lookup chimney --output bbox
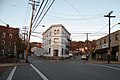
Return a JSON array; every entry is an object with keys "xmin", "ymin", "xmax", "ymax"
[{"xmin": 7, "ymin": 24, "xmax": 9, "ymax": 27}]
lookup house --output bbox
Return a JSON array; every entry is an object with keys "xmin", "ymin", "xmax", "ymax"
[
  {"xmin": 31, "ymin": 47, "xmax": 43, "ymax": 56},
  {"xmin": 95, "ymin": 30, "xmax": 120, "ymax": 63},
  {"xmin": 0, "ymin": 25, "xmax": 19, "ymax": 58},
  {"xmin": 30, "ymin": 42, "xmax": 43, "ymax": 56},
  {"xmin": 42, "ymin": 24, "xmax": 71, "ymax": 59}
]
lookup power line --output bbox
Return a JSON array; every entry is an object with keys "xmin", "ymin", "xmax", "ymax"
[
  {"xmin": 47, "ymin": 14, "xmax": 102, "ymax": 20},
  {"xmin": 0, "ymin": 19, "xmax": 8, "ymax": 25},
  {"xmin": 33, "ymin": 0, "xmax": 55, "ymax": 30},
  {"xmin": 95, "ymin": 24, "xmax": 109, "ymax": 34},
  {"xmin": 32, "ymin": 0, "xmax": 45, "ymax": 25},
  {"xmin": 22, "ymin": 0, "xmax": 30, "ymax": 26},
  {"xmin": 64, "ymin": 0, "xmax": 98, "ymax": 30},
  {"xmin": 32, "ymin": 0, "xmax": 55, "ymax": 32},
  {"xmin": 49, "ymin": 11, "xmax": 105, "ymax": 17},
  {"xmin": 32, "ymin": 0, "xmax": 49, "ymax": 30},
  {"xmin": 88, "ymin": 0, "xmax": 106, "ymax": 27}
]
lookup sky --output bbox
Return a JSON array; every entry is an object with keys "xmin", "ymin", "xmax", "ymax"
[{"xmin": 0, "ymin": 0, "xmax": 120, "ymax": 42}]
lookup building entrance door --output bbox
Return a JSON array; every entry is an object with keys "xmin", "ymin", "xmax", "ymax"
[{"xmin": 53, "ymin": 50, "xmax": 58, "ymax": 56}]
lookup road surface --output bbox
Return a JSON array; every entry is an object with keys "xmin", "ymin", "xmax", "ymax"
[{"xmin": 1, "ymin": 56, "xmax": 120, "ymax": 80}]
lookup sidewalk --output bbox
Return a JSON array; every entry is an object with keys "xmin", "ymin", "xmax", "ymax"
[
  {"xmin": 89, "ymin": 60, "xmax": 119, "ymax": 64},
  {"xmin": 0, "ymin": 59, "xmax": 26, "ymax": 67}
]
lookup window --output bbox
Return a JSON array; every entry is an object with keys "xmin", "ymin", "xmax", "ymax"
[
  {"xmin": 103, "ymin": 39, "xmax": 106, "ymax": 44},
  {"xmin": 54, "ymin": 38, "xmax": 59, "ymax": 44},
  {"xmin": 48, "ymin": 48, "xmax": 51, "ymax": 54},
  {"xmin": 1, "ymin": 49, "xmax": 4, "ymax": 54},
  {"xmin": 9, "ymin": 34, "xmax": 12, "ymax": 38},
  {"xmin": 62, "ymin": 31, "xmax": 64, "ymax": 35},
  {"xmin": 115, "ymin": 37, "xmax": 118, "ymax": 41},
  {"xmin": 49, "ymin": 31, "xmax": 51, "ymax": 36},
  {"xmin": 1, "ymin": 40, "xmax": 5, "ymax": 45},
  {"xmin": 49, "ymin": 39, "xmax": 51, "ymax": 44},
  {"xmin": 96, "ymin": 43, "xmax": 98, "ymax": 47},
  {"xmin": 62, "ymin": 39, "xmax": 64, "ymax": 44},
  {"xmin": 2, "ymin": 33, "xmax": 6, "ymax": 38},
  {"xmin": 9, "ymin": 41, "xmax": 12, "ymax": 46},
  {"xmin": 57, "ymin": 29, "xmax": 59, "ymax": 34},
  {"xmin": 115, "ymin": 34, "xmax": 118, "ymax": 41},
  {"xmin": 54, "ymin": 30, "xmax": 56, "ymax": 35},
  {"xmin": 100, "ymin": 41, "xmax": 101, "ymax": 45}
]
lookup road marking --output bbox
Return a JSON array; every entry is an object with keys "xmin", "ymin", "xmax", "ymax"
[
  {"xmin": 30, "ymin": 64, "xmax": 48, "ymax": 80},
  {"xmin": 92, "ymin": 64, "xmax": 120, "ymax": 71},
  {"xmin": 7, "ymin": 66, "xmax": 17, "ymax": 80}
]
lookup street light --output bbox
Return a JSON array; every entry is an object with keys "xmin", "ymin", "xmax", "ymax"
[
  {"xmin": 110, "ymin": 22, "xmax": 120, "ymax": 30},
  {"xmin": 40, "ymin": 25, "xmax": 45, "ymax": 27},
  {"xmin": 31, "ymin": 25, "xmax": 45, "ymax": 32}
]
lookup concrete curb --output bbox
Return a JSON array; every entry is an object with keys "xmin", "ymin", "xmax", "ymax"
[
  {"xmin": 0, "ymin": 60, "xmax": 27, "ymax": 67},
  {"xmin": 89, "ymin": 60, "xmax": 119, "ymax": 64},
  {"xmin": 0, "ymin": 63, "xmax": 28, "ymax": 67}
]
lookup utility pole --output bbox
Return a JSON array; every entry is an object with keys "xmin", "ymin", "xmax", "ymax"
[
  {"xmin": 26, "ymin": 0, "xmax": 39, "ymax": 63},
  {"xmin": 84, "ymin": 33, "xmax": 91, "ymax": 51},
  {"xmin": 22, "ymin": 26, "xmax": 28, "ymax": 44},
  {"xmin": 104, "ymin": 11, "xmax": 116, "ymax": 64},
  {"xmin": 22, "ymin": 26, "xmax": 28, "ymax": 59}
]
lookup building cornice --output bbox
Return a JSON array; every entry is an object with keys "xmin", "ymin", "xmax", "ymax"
[{"xmin": 42, "ymin": 24, "xmax": 71, "ymax": 35}]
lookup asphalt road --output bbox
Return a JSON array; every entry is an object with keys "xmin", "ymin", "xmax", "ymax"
[{"xmin": 1, "ymin": 56, "xmax": 120, "ymax": 80}]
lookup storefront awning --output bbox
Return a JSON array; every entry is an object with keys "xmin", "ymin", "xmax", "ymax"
[{"xmin": 95, "ymin": 45, "xmax": 119, "ymax": 54}]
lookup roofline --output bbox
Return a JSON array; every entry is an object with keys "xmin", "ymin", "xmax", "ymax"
[
  {"xmin": 96, "ymin": 30, "xmax": 120, "ymax": 41},
  {"xmin": 0, "ymin": 25, "xmax": 19, "ymax": 30},
  {"xmin": 42, "ymin": 24, "xmax": 71, "ymax": 35}
]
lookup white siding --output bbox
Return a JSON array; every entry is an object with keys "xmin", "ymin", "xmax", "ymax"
[{"xmin": 42, "ymin": 24, "xmax": 70, "ymax": 58}]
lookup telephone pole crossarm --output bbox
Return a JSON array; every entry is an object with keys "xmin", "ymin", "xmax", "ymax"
[{"xmin": 104, "ymin": 11, "xmax": 116, "ymax": 50}]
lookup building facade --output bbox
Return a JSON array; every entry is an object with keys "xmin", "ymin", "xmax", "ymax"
[
  {"xmin": 95, "ymin": 30, "xmax": 120, "ymax": 63},
  {"xmin": 0, "ymin": 25, "xmax": 19, "ymax": 57},
  {"xmin": 42, "ymin": 24, "xmax": 71, "ymax": 59},
  {"xmin": 30, "ymin": 42, "xmax": 42, "ymax": 56}
]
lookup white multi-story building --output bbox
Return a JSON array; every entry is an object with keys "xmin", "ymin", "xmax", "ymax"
[{"xmin": 42, "ymin": 24, "xmax": 71, "ymax": 59}]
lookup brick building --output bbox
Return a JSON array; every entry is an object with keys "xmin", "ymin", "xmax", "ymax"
[{"xmin": 0, "ymin": 25, "xmax": 19, "ymax": 57}]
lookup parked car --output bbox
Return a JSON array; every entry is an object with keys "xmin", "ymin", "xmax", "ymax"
[
  {"xmin": 81, "ymin": 53, "xmax": 86, "ymax": 60},
  {"xmin": 69, "ymin": 53, "xmax": 73, "ymax": 57}
]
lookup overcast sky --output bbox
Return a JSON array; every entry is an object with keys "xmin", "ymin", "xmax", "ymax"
[{"xmin": 0, "ymin": 0, "xmax": 120, "ymax": 42}]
